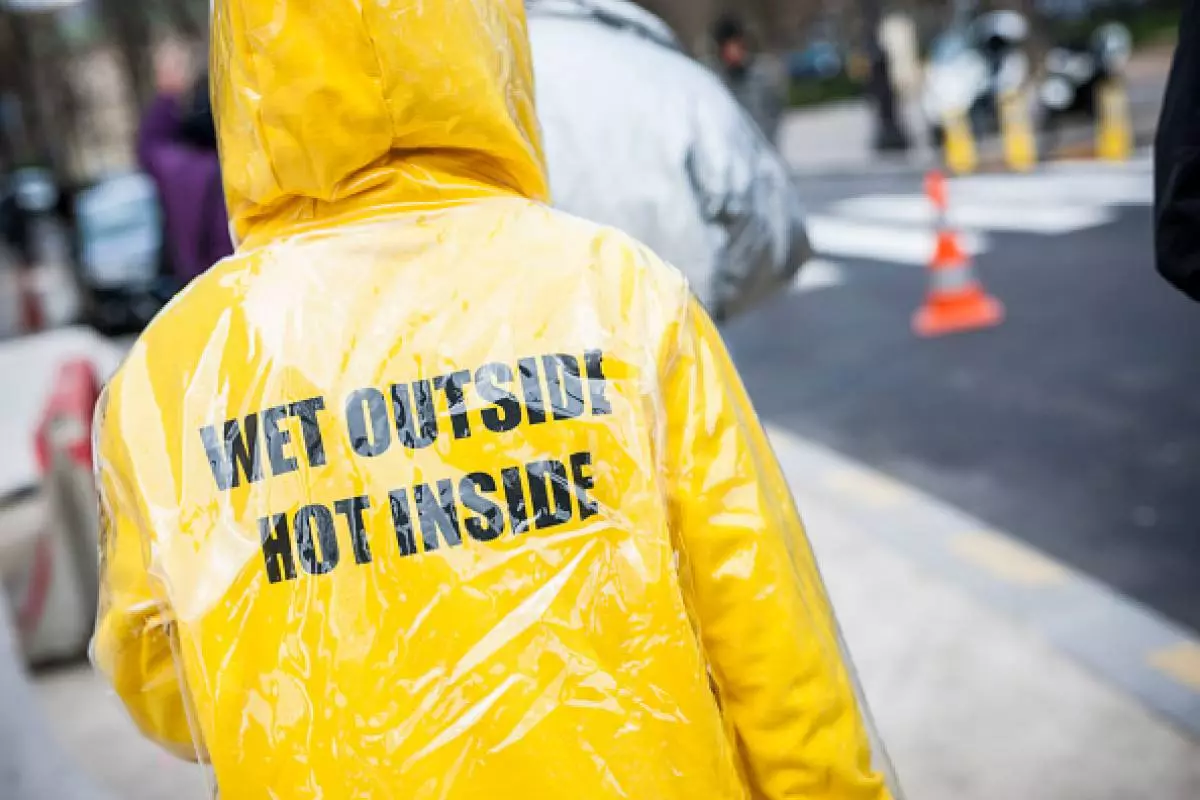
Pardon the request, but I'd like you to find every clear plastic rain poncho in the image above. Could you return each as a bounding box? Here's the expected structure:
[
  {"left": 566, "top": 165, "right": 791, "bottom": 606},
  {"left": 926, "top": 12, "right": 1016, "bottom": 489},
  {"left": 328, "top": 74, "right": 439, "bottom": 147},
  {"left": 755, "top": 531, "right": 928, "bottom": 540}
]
[
  {"left": 91, "top": 2, "right": 898, "bottom": 798},
  {"left": 527, "top": 0, "right": 812, "bottom": 321}
]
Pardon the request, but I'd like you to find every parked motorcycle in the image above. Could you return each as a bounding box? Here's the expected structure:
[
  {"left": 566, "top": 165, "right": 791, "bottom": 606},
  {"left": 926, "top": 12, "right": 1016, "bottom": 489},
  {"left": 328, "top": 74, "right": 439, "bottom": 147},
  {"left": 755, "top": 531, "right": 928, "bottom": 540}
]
[
  {"left": 1037, "top": 22, "right": 1132, "bottom": 131},
  {"left": 922, "top": 11, "right": 1030, "bottom": 146}
]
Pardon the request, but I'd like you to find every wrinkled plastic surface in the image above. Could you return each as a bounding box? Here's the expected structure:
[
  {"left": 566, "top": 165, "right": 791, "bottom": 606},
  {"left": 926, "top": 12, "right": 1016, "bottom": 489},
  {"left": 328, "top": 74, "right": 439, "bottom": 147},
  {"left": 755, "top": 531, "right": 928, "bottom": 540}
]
[
  {"left": 528, "top": 0, "right": 813, "bottom": 321},
  {"left": 92, "top": 1, "right": 896, "bottom": 798}
]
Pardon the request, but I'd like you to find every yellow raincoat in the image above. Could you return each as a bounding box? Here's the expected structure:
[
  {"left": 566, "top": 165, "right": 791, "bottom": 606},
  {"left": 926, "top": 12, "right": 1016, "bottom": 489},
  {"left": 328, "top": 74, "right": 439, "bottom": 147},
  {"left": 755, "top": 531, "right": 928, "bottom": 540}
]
[{"left": 92, "top": 2, "right": 895, "bottom": 798}]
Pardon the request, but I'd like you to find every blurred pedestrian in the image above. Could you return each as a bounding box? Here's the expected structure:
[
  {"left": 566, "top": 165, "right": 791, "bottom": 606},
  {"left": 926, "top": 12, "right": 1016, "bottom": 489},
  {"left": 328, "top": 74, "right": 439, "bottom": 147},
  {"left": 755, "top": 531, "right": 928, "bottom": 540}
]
[
  {"left": 1155, "top": 0, "right": 1200, "bottom": 302},
  {"left": 713, "top": 14, "right": 786, "bottom": 144},
  {"left": 528, "top": 0, "right": 811, "bottom": 322},
  {"left": 92, "top": 1, "right": 894, "bottom": 798},
  {"left": 137, "top": 41, "right": 232, "bottom": 286}
]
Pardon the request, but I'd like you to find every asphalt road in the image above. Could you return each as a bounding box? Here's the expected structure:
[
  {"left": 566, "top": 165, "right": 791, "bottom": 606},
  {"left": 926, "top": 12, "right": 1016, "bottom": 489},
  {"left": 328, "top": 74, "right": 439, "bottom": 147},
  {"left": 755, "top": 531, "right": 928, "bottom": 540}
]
[{"left": 726, "top": 164, "right": 1200, "bottom": 633}]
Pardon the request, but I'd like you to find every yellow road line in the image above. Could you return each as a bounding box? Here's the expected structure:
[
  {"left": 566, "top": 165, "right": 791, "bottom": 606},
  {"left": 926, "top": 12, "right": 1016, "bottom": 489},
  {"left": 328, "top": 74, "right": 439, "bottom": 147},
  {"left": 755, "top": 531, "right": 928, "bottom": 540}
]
[
  {"left": 950, "top": 529, "right": 1070, "bottom": 586},
  {"left": 821, "top": 467, "right": 907, "bottom": 508},
  {"left": 1150, "top": 643, "right": 1200, "bottom": 693}
]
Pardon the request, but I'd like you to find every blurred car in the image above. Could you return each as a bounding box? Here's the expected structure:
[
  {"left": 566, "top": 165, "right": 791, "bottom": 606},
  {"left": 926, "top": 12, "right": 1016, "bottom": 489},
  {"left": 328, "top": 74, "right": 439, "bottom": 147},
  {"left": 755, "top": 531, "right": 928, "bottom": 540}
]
[
  {"left": 70, "top": 172, "right": 178, "bottom": 335},
  {"left": 1, "top": 167, "right": 59, "bottom": 268},
  {"left": 788, "top": 41, "right": 844, "bottom": 81}
]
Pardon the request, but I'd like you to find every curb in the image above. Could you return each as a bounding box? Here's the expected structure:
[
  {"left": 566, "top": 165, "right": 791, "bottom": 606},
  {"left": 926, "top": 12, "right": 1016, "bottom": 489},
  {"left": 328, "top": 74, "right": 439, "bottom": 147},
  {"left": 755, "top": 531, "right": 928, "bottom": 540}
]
[
  {"left": 787, "top": 127, "right": 1156, "bottom": 181},
  {"left": 766, "top": 425, "right": 1200, "bottom": 740}
]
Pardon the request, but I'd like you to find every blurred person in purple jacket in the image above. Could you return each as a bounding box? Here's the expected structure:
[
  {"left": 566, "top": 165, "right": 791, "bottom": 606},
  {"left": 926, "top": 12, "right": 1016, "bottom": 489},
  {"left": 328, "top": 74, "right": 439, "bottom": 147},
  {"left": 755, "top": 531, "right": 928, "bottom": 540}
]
[{"left": 137, "top": 43, "right": 233, "bottom": 284}]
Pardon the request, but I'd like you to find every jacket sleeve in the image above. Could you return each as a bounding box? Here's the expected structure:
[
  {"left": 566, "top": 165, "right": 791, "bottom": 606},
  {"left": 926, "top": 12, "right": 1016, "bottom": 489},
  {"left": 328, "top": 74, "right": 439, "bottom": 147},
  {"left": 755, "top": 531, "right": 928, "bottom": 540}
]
[
  {"left": 90, "top": 390, "right": 200, "bottom": 762},
  {"left": 1155, "top": 0, "right": 1200, "bottom": 302},
  {"left": 686, "top": 81, "right": 812, "bottom": 322},
  {"left": 660, "top": 297, "right": 890, "bottom": 800}
]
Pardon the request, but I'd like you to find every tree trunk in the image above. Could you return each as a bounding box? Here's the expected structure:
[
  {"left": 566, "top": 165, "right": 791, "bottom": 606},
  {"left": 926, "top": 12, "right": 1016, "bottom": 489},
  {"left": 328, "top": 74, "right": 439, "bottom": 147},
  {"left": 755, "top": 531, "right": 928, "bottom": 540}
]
[
  {"left": 0, "top": 10, "right": 50, "bottom": 167},
  {"left": 161, "top": 0, "right": 210, "bottom": 42},
  {"left": 97, "top": 0, "right": 155, "bottom": 109}
]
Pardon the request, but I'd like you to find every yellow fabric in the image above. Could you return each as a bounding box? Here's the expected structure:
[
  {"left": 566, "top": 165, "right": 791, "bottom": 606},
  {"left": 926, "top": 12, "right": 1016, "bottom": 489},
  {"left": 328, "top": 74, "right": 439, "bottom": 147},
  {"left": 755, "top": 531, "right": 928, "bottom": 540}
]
[
  {"left": 92, "top": 427, "right": 197, "bottom": 761},
  {"left": 92, "top": 1, "right": 892, "bottom": 798},
  {"left": 211, "top": 0, "right": 548, "bottom": 245}
]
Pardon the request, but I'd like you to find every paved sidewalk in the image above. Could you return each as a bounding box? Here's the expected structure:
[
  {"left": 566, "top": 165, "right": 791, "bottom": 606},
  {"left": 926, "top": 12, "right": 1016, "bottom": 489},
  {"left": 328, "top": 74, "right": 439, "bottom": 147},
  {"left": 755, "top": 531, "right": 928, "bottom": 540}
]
[
  {"left": 778, "top": 98, "right": 934, "bottom": 176},
  {"left": 771, "top": 428, "right": 1200, "bottom": 799},
  {"left": 781, "top": 48, "right": 1169, "bottom": 176},
  {"left": 25, "top": 427, "right": 1200, "bottom": 799},
  {"left": 1, "top": 596, "right": 116, "bottom": 800},
  {"left": 34, "top": 664, "right": 209, "bottom": 797}
]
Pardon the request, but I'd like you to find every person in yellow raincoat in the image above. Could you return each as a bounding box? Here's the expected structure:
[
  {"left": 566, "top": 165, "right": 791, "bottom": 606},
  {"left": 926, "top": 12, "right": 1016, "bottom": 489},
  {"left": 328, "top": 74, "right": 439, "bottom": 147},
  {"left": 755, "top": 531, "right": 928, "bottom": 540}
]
[{"left": 91, "top": 2, "right": 898, "bottom": 798}]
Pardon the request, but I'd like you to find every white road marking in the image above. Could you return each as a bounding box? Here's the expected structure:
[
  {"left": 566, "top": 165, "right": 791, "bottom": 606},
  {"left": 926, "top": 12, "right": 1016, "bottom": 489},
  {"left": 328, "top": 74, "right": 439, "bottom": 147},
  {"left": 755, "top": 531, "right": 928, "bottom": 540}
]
[
  {"left": 793, "top": 259, "right": 845, "bottom": 293},
  {"left": 1045, "top": 151, "right": 1153, "bottom": 173},
  {"left": 806, "top": 215, "right": 988, "bottom": 266},
  {"left": 802, "top": 161, "right": 1144, "bottom": 273},
  {"left": 831, "top": 194, "right": 1113, "bottom": 235},
  {"left": 951, "top": 172, "right": 1153, "bottom": 206}
]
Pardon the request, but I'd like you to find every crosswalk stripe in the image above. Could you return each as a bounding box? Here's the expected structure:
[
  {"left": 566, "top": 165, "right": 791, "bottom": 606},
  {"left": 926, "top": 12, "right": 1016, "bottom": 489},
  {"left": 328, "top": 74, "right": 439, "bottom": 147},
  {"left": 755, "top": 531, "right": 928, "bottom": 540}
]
[
  {"left": 803, "top": 161, "right": 1147, "bottom": 276},
  {"left": 831, "top": 194, "right": 1113, "bottom": 235},
  {"left": 793, "top": 259, "right": 845, "bottom": 293},
  {"left": 1044, "top": 152, "right": 1153, "bottom": 173},
  {"left": 806, "top": 215, "right": 988, "bottom": 266},
  {"left": 951, "top": 173, "right": 1152, "bottom": 207}
]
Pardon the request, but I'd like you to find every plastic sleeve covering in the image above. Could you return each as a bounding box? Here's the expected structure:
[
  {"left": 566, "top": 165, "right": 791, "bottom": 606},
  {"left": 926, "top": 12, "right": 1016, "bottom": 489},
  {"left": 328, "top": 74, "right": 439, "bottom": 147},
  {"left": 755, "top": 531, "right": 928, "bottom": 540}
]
[
  {"left": 681, "top": 75, "right": 811, "bottom": 322},
  {"left": 663, "top": 298, "right": 890, "bottom": 799},
  {"left": 88, "top": 242, "right": 897, "bottom": 796},
  {"left": 91, "top": 396, "right": 199, "bottom": 762},
  {"left": 88, "top": 1, "right": 893, "bottom": 796}
]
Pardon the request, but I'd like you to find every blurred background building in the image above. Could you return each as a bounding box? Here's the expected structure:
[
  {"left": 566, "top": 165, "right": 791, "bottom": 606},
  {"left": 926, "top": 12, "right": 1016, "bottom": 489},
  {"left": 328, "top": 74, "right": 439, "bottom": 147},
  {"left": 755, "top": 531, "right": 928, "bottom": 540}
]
[{"left": 0, "top": 0, "right": 1182, "bottom": 187}]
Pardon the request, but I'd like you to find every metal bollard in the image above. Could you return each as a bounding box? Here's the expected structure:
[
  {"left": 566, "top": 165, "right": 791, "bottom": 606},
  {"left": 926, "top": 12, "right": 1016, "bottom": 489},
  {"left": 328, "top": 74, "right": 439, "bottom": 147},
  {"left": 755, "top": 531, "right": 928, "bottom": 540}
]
[
  {"left": 1096, "top": 78, "right": 1133, "bottom": 162},
  {"left": 998, "top": 88, "right": 1037, "bottom": 172},
  {"left": 942, "top": 108, "right": 978, "bottom": 175}
]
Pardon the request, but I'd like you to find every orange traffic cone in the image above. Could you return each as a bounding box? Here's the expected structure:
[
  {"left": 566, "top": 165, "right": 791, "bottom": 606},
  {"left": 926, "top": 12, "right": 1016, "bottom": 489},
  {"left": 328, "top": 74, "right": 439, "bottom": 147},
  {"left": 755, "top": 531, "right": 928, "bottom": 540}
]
[{"left": 913, "top": 171, "right": 1004, "bottom": 338}]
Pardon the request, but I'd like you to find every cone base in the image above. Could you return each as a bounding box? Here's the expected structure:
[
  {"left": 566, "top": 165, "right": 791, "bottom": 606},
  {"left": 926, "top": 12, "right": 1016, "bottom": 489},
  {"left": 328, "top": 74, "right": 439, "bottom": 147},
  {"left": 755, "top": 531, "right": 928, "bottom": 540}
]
[{"left": 913, "top": 290, "right": 1004, "bottom": 338}]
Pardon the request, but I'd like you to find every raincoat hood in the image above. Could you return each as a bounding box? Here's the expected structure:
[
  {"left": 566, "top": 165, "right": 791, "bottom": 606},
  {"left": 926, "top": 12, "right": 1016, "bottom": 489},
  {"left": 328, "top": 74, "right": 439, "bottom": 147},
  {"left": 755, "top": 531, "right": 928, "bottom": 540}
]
[{"left": 212, "top": 0, "right": 549, "bottom": 244}]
